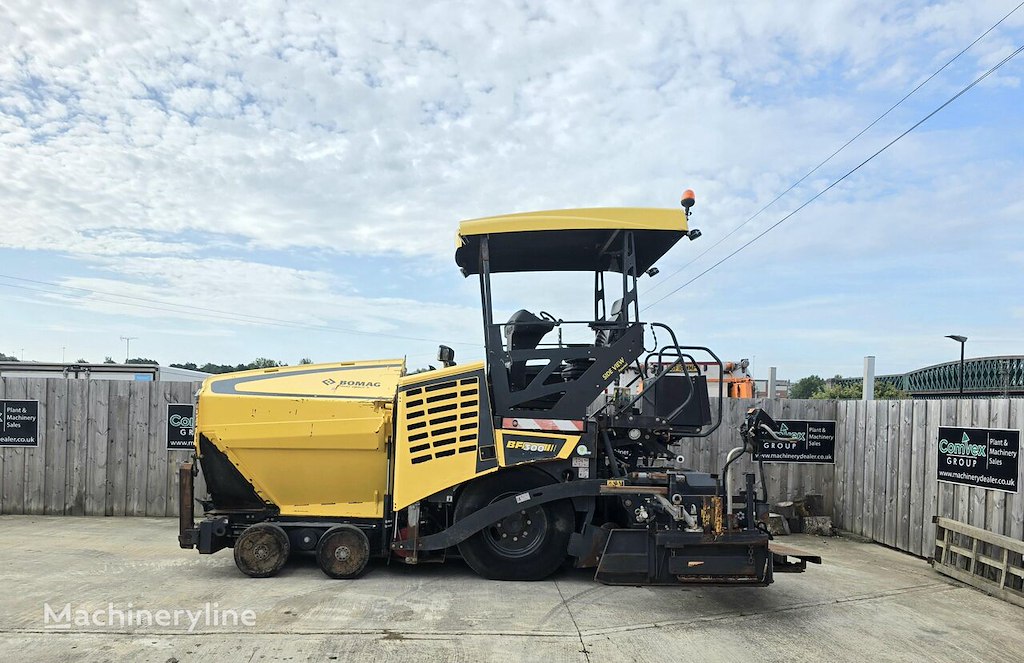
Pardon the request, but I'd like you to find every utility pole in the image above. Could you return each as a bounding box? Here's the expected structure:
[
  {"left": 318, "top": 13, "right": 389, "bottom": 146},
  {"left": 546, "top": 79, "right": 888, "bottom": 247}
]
[
  {"left": 945, "top": 335, "right": 967, "bottom": 396},
  {"left": 62, "top": 346, "right": 66, "bottom": 363},
  {"left": 863, "top": 356, "right": 875, "bottom": 401},
  {"left": 120, "top": 336, "right": 138, "bottom": 364}
]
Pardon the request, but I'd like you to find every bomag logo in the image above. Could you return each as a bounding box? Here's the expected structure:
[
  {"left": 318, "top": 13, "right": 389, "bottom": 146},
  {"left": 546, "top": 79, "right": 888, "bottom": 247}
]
[
  {"left": 506, "top": 439, "right": 557, "bottom": 453},
  {"left": 322, "top": 378, "right": 381, "bottom": 388}
]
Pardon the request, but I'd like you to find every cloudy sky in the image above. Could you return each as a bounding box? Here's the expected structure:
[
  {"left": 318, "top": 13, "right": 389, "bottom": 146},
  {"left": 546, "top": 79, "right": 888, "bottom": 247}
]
[{"left": 1, "top": 1, "right": 1022, "bottom": 379}]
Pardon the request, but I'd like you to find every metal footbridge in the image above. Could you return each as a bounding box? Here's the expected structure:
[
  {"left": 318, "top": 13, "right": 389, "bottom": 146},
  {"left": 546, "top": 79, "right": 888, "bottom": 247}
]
[{"left": 837, "top": 355, "right": 1024, "bottom": 398}]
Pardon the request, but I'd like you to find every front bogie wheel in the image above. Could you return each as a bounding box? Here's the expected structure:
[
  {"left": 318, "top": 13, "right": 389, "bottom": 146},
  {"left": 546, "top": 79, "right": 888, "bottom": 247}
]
[{"left": 233, "top": 522, "right": 290, "bottom": 578}]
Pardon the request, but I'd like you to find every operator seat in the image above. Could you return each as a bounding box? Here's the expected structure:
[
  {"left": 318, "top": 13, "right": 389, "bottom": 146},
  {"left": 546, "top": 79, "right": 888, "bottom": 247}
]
[
  {"left": 504, "top": 310, "right": 555, "bottom": 389},
  {"left": 595, "top": 298, "right": 626, "bottom": 347}
]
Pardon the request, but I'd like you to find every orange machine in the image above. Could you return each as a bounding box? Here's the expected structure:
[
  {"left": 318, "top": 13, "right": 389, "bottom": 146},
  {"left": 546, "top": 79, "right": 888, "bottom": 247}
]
[
  {"left": 638, "top": 359, "right": 755, "bottom": 400},
  {"left": 716, "top": 359, "right": 755, "bottom": 398}
]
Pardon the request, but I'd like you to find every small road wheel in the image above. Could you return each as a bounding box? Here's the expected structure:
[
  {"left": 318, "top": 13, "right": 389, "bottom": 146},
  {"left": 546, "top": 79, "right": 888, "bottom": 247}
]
[
  {"left": 233, "top": 522, "right": 290, "bottom": 578},
  {"left": 316, "top": 525, "right": 370, "bottom": 579}
]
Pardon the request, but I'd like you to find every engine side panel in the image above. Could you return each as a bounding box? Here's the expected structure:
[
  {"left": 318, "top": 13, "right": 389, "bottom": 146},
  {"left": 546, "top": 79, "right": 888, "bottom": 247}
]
[{"left": 393, "top": 363, "right": 499, "bottom": 510}]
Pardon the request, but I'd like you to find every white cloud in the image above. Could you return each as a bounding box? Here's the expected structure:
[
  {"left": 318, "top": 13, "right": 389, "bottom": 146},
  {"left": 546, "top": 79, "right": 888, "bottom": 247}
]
[
  {"left": 0, "top": 1, "right": 1021, "bottom": 373},
  {"left": 0, "top": 1, "right": 1011, "bottom": 258},
  {"left": 55, "top": 255, "right": 481, "bottom": 344}
]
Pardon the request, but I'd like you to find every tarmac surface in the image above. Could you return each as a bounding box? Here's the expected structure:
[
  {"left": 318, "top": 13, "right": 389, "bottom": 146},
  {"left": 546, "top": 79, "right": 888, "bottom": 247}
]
[{"left": 1, "top": 515, "right": 1022, "bottom": 662}]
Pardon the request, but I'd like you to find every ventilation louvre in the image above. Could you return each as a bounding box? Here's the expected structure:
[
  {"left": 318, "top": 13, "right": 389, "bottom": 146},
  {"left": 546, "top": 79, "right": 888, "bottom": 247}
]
[{"left": 404, "top": 376, "right": 480, "bottom": 464}]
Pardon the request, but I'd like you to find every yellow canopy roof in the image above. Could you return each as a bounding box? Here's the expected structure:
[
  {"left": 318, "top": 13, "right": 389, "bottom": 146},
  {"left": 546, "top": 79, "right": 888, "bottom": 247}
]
[
  {"left": 455, "top": 207, "right": 690, "bottom": 276},
  {"left": 458, "top": 207, "right": 688, "bottom": 237}
]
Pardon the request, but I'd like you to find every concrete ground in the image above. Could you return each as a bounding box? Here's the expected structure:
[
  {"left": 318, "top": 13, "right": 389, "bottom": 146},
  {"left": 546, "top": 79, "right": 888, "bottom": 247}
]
[{"left": 0, "top": 516, "right": 1021, "bottom": 662}]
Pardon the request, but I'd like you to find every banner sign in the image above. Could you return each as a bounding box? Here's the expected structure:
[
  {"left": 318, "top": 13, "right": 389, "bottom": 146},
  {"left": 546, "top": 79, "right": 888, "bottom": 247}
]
[
  {"left": 0, "top": 400, "right": 39, "bottom": 447},
  {"left": 167, "top": 404, "right": 196, "bottom": 451},
  {"left": 754, "top": 420, "right": 836, "bottom": 464},
  {"left": 937, "top": 426, "right": 1019, "bottom": 493}
]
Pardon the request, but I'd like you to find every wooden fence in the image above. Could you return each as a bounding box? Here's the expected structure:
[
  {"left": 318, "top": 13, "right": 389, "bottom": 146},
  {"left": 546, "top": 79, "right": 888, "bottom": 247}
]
[
  {"left": 831, "top": 398, "right": 1024, "bottom": 557},
  {"left": 0, "top": 377, "right": 1021, "bottom": 561},
  {"left": 688, "top": 397, "right": 1023, "bottom": 557},
  {"left": 682, "top": 397, "right": 838, "bottom": 523},
  {"left": 0, "top": 378, "right": 202, "bottom": 517}
]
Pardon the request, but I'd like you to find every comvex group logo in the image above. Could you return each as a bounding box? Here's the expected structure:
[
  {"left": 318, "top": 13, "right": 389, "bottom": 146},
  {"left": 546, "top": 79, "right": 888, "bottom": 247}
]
[
  {"left": 939, "top": 431, "right": 987, "bottom": 458},
  {"left": 777, "top": 423, "right": 806, "bottom": 442}
]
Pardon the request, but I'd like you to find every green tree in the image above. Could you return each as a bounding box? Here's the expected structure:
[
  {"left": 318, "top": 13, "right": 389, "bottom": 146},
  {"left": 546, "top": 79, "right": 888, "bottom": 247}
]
[
  {"left": 299, "top": 357, "right": 313, "bottom": 365},
  {"left": 811, "top": 383, "right": 861, "bottom": 400},
  {"left": 103, "top": 356, "right": 116, "bottom": 364},
  {"left": 198, "top": 363, "right": 238, "bottom": 374},
  {"left": 126, "top": 357, "right": 159, "bottom": 365},
  {"left": 164, "top": 359, "right": 290, "bottom": 374},
  {"left": 812, "top": 379, "right": 907, "bottom": 400},
  {"left": 75, "top": 358, "right": 88, "bottom": 363},
  {"left": 167, "top": 358, "right": 296, "bottom": 374},
  {"left": 248, "top": 358, "right": 284, "bottom": 369},
  {"left": 875, "top": 381, "right": 907, "bottom": 399},
  {"left": 408, "top": 366, "right": 436, "bottom": 374},
  {"left": 790, "top": 375, "right": 825, "bottom": 399},
  {"left": 0, "top": 351, "right": 19, "bottom": 361}
]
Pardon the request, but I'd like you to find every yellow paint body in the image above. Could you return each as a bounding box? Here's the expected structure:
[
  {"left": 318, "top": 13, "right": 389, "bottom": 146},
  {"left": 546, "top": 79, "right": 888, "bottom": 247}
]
[
  {"left": 392, "top": 362, "right": 496, "bottom": 510},
  {"left": 457, "top": 207, "right": 689, "bottom": 240},
  {"left": 196, "top": 358, "right": 586, "bottom": 518},
  {"left": 195, "top": 359, "right": 404, "bottom": 518}
]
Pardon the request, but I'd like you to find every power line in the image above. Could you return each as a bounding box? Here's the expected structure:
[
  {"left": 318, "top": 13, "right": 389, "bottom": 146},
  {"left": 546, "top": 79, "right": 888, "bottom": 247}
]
[
  {"left": 0, "top": 278, "right": 476, "bottom": 347},
  {"left": 0, "top": 274, "right": 324, "bottom": 326},
  {"left": 0, "top": 275, "right": 477, "bottom": 347},
  {"left": 643, "top": 41, "right": 1024, "bottom": 311},
  {"left": 643, "top": 0, "right": 1024, "bottom": 299}
]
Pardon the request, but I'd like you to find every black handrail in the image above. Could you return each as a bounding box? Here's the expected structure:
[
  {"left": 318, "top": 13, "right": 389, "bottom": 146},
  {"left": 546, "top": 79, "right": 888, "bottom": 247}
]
[
  {"left": 608, "top": 323, "right": 724, "bottom": 439},
  {"left": 494, "top": 318, "right": 725, "bottom": 439}
]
